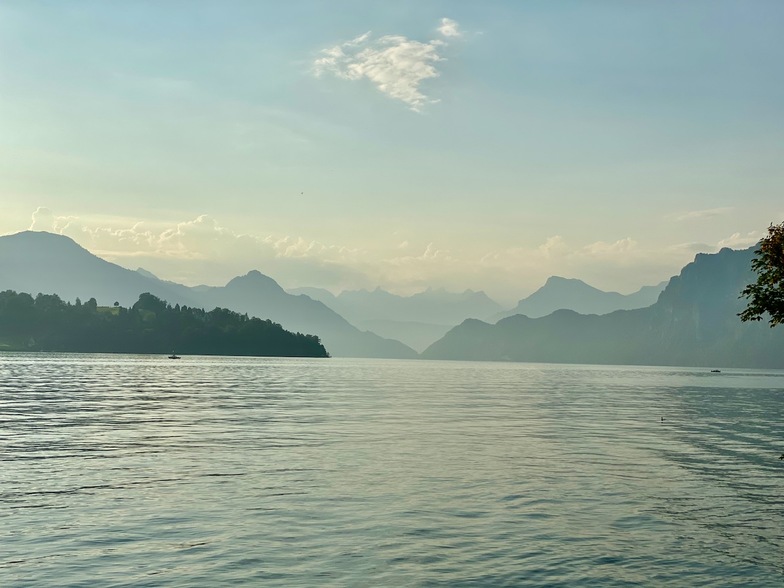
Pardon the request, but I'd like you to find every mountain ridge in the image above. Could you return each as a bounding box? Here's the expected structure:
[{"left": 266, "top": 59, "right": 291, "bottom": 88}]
[
  {"left": 423, "top": 245, "right": 784, "bottom": 368},
  {"left": 492, "top": 275, "right": 667, "bottom": 321},
  {"left": 287, "top": 284, "right": 503, "bottom": 351},
  {"left": 0, "top": 231, "right": 417, "bottom": 359},
  {"left": 3, "top": 231, "right": 776, "bottom": 367}
]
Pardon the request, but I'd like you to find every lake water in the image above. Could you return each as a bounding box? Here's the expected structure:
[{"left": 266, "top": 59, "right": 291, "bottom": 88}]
[{"left": 1, "top": 354, "right": 783, "bottom": 586}]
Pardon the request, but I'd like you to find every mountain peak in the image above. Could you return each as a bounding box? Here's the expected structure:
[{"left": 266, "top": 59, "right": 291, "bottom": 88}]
[
  {"left": 540, "top": 276, "right": 603, "bottom": 294},
  {"left": 136, "top": 267, "right": 159, "bottom": 280},
  {"left": 545, "top": 275, "right": 582, "bottom": 284},
  {"left": 424, "top": 244, "right": 781, "bottom": 368},
  {"left": 225, "top": 270, "right": 284, "bottom": 294},
  {"left": 0, "top": 230, "right": 194, "bottom": 308},
  {"left": 6, "top": 230, "right": 84, "bottom": 250},
  {"left": 493, "top": 274, "right": 666, "bottom": 321},
  {"left": 0, "top": 232, "right": 420, "bottom": 359}
]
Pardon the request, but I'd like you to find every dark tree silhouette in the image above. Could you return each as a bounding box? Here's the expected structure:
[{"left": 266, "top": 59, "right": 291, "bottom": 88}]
[
  {"left": 0, "top": 291, "right": 328, "bottom": 357},
  {"left": 739, "top": 222, "right": 784, "bottom": 326}
]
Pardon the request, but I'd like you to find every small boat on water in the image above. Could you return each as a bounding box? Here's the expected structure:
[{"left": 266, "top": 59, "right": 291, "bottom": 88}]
[{"left": 168, "top": 352, "right": 181, "bottom": 360}]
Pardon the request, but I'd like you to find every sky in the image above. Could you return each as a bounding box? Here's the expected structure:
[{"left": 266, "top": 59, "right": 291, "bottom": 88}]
[{"left": 1, "top": 1, "right": 783, "bottom": 305}]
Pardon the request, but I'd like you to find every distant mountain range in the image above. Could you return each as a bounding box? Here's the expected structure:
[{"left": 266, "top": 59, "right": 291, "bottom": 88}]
[
  {"left": 423, "top": 246, "right": 784, "bottom": 368},
  {"left": 492, "top": 276, "right": 666, "bottom": 321},
  {"left": 0, "top": 231, "right": 416, "bottom": 359},
  {"left": 290, "top": 278, "right": 667, "bottom": 352},
  {"left": 3, "top": 231, "right": 779, "bottom": 368},
  {"left": 289, "top": 286, "right": 503, "bottom": 352}
]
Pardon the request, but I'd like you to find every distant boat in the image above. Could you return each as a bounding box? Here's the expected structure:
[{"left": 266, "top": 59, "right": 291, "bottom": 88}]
[
  {"left": 711, "top": 369, "right": 721, "bottom": 373},
  {"left": 168, "top": 352, "right": 181, "bottom": 360}
]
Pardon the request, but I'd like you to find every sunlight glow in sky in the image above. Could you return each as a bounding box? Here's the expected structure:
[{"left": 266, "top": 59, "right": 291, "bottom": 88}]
[{"left": 2, "top": 1, "right": 782, "bottom": 303}]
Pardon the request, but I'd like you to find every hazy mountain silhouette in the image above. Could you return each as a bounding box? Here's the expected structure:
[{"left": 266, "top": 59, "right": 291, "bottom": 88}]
[
  {"left": 423, "top": 246, "right": 784, "bottom": 368},
  {"left": 288, "top": 286, "right": 337, "bottom": 304},
  {"left": 0, "top": 231, "right": 417, "bottom": 359},
  {"left": 343, "top": 319, "right": 453, "bottom": 353},
  {"left": 492, "top": 276, "right": 666, "bottom": 321},
  {"left": 194, "top": 271, "right": 416, "bottom": 358},
  {"left": 288, "top": 286, "right": 502, "bottom": 351},
  {"left": 0, "top": 231, "right": 197, "bottom": 307},
  {"left": 135, "top": 267, "right": 160, "bottom": 280}
]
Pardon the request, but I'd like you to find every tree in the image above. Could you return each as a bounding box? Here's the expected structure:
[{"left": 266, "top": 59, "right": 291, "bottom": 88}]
[
  {"left": 739, "top": 222, "right": 784, "bottom": 326},
  {"left": 132, "top": 292, "right": 168, "bottom": 315}
]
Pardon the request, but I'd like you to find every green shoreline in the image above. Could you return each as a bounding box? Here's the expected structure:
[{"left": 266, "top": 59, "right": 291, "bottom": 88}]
[{"left": 0, "top": 290, "right": 329, "bottom": 359}]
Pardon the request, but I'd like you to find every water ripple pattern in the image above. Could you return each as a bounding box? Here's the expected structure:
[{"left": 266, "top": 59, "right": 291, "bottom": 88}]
[{"left": 1, "top": 354, "right": 783, "bottom": 586}]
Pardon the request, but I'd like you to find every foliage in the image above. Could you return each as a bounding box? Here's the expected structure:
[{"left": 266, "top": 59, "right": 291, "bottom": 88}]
[
  {"left": 739, "top": 222, "right": 784, "bottom": 326},
  {"left": 0, "top": 291, "right": 328, "bottom": 357}
]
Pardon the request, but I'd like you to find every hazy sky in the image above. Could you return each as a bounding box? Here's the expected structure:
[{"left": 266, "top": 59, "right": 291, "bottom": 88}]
[{"left": 2, "top": 1, "right": 782, "bottom": 304}]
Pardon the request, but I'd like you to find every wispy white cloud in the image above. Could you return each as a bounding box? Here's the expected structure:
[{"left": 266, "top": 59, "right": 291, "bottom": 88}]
[
  {"left": 536, "top": 235, "right": 568, "bottom": 258},
  {"left": 372, "top": 243, "right": 467, "bottom": 294},
  {"left": 387, "top": 242, "right": 454, "bottom": 265},
  {"left": 265, "top": 234, "right": 359, "bottom": 261},
  {"left": 670, "top": 241, "right": 713, "bottom": 253},
  {"left": 30, "top": 206, "right": 55, "bottom": 231},
  {"left": 26, "top": 209, "right": 369, "bottom": 290},
  {"left": 481, "top": 236, "right": 641, "bottom": 271},
  {"left": 478, "top": 235, "right": 681, "bottom": 297},
  {"left": 579, "top": 237, "right": 637, "bottom": 259},
  {"left": 717, "top": 231, "right": 760, "bottom": 249},
  {"left": 437, "top": 18, "right": 461, "bottom": 38},
  {"left": 313, "top": 18, "right": 461, "bottom": 112},
  {"left": 30, "top": 206, "right": 80, "bottom": 234},
  {"left": 672, "top": 207, "right": 734, "bottom": 222}
]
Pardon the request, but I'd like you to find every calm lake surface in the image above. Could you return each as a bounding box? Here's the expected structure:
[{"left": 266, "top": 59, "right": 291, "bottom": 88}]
[{"left": 2, "top": 354, "right": 783, "bottom": 587}]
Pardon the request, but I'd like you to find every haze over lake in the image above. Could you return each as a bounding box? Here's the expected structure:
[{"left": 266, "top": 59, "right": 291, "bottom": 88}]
[
  {"left": 3, "top": 353, "right": 783, "bottom": 586},
  {"left": 4, "top": 3, "right": 783, "bottom": 585}
]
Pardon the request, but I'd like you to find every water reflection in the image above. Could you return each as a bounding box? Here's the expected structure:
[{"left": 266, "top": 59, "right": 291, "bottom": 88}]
[{"left": 1, "top": 354, "right": 782, "bottom": 586}]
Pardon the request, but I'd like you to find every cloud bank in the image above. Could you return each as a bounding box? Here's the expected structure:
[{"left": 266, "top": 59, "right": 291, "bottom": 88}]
[
  {"left": 23, "top": 208, "right": 752, "bottom": 302},
  {"left": 313, "top": 18, "right": 461, "bottom": 112}
]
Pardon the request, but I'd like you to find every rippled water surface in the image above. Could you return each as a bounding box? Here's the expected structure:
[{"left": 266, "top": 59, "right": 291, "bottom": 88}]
[{"left": 2, "top": 354, "right": 783, "bottom": 586}]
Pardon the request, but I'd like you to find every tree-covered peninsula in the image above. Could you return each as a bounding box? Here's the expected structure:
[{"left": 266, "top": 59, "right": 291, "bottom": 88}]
[{"left": 0, "top": 290, "right": 329, "bottom": 358}]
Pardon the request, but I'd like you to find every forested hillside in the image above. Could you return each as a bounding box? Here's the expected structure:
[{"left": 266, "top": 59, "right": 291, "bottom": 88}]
[{"left": 0, "top": 291, "right": 328, "bottom": 358}]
